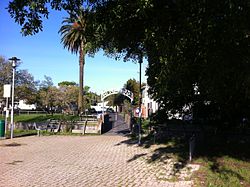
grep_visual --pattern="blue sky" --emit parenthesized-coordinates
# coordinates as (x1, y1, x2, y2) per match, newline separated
(0, 1, 147, 94)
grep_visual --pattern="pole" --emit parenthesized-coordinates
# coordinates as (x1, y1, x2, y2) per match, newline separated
(102, 99, 105, 123)
(138, 55, 142, 145)
(5, 97, 8, 134)
(10, 65, 15, 139)
(9, 57, 19, 139)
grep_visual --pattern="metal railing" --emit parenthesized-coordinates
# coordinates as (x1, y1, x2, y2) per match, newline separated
(18, 110, 47, 115)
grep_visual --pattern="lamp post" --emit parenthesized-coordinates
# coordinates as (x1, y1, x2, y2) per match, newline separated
(9, 57, 20, 139)
(138, 54, 143, 145)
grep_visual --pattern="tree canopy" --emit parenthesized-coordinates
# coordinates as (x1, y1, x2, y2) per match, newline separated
(7, 0, 250, 125)
(0, 56, 38, 104)
(145, 0, 250, 125)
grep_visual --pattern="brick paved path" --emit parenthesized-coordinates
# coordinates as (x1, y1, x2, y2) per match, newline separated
(0, 117, 198, 187)
(105, 113, 130, 136)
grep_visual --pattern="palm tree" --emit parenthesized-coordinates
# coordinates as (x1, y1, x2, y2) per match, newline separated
(59, 9, 88, 114)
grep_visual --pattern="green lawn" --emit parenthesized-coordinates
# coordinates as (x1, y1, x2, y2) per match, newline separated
(5, 129, 37, 138)
(0, 114, 79, 123)
(140, 127, 250, 186)
(0, 114, 79, 138)
(193, 136, 250, 187)
(194, 156, 250, 187)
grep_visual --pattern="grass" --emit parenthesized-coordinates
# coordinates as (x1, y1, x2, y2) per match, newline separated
(40, 130, 100, 136)
(194, 156, 250, 187)
(0, 114, 101, 138)
(142, 119, 250, 186)
(148, 136, 250, 186)
(5, 129, 37, 138)
(0, 114, 79, 138)
(3, 129, 100, 138)
(192, 136, 250, 187)
(0, 114, 80, 123)
(137, 126, 250, 186)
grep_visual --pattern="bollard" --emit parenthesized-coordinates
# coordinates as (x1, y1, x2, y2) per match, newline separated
(189, 135, 195, 162)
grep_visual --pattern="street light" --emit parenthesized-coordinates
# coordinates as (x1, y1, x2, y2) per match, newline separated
(138, 54, 143, 145)
(9, 57, 20, 139)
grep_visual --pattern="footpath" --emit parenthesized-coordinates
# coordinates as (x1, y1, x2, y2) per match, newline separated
(104, 113, 131, 136)
(0, 115, 199, 187)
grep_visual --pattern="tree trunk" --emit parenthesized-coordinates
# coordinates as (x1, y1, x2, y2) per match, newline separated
(78, 42, 85, 114)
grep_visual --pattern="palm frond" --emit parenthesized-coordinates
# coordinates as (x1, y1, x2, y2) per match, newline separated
(59, 9, 88, 55)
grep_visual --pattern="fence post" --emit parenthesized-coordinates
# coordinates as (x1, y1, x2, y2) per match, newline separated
(189, 135, 195, 162)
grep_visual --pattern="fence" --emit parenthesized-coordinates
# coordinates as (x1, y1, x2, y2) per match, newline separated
(17, 110, 47, 115)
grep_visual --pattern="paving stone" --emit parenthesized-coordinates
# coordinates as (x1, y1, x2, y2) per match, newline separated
(0, 115, 199, 187)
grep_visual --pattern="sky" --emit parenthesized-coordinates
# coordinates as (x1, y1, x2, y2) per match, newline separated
(0, 1, 147, 94)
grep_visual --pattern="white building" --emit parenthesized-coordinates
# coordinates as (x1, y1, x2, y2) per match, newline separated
(141, 85, 159, 118)
(18, 100, 36, 110)
(91, 101, 109, 112)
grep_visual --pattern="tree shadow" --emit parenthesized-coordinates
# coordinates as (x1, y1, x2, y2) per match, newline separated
(116, 130, 250, 184)
(193, 133, 250, 185)
(127, 153, 147, 163)
(0, 142, 25, 147)
(149, 147, 181, 162)
(147, 137, 189, 175)
(6, 160, 23, 165)
(116, 129, 131, 135)
(116, 134, 190, 174)
(195, 134, 250, 161)
(114, 138, 138, 146)
(209, 157, 244, 181)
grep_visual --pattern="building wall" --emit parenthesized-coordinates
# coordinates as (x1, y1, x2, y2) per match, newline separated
(141, 85, 159, 118)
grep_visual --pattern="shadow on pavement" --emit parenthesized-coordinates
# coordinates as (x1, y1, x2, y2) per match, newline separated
(127, 153, 147, 163)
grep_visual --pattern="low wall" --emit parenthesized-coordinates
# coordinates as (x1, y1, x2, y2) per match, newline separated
(6, 120, 102, 135)
(6, 122, 47, 130)
(72, 121, 101, 134)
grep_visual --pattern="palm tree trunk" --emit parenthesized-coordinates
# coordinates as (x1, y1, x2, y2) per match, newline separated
(78, 41, 85, 114)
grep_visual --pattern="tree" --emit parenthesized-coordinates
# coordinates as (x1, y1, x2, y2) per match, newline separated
(37, 76, 56, 110)
(58, 81, 77, 86)
(39, 75, 54, 89)
(58, 7, 97, 114)
(0, 56, 38, 104)
(124, 79, 140, 106)
(7, 0, 90, 36)
(7, 0, 146, 59)
(58, 82, 79, 113)
(57, 82, 100, 113)
(94, 0, 250, 125)
(145, 0, 250, 125)
(15, 69, 38, 104)
(83, 86, 100, 109)
(107, 94, 125, 107)
(7, 0, 250, 126)
(104, 79, 142, 111)
(0, 56, 13, 99)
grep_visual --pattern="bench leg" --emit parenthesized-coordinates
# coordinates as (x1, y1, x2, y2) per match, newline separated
(37, 130, 40, 136)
